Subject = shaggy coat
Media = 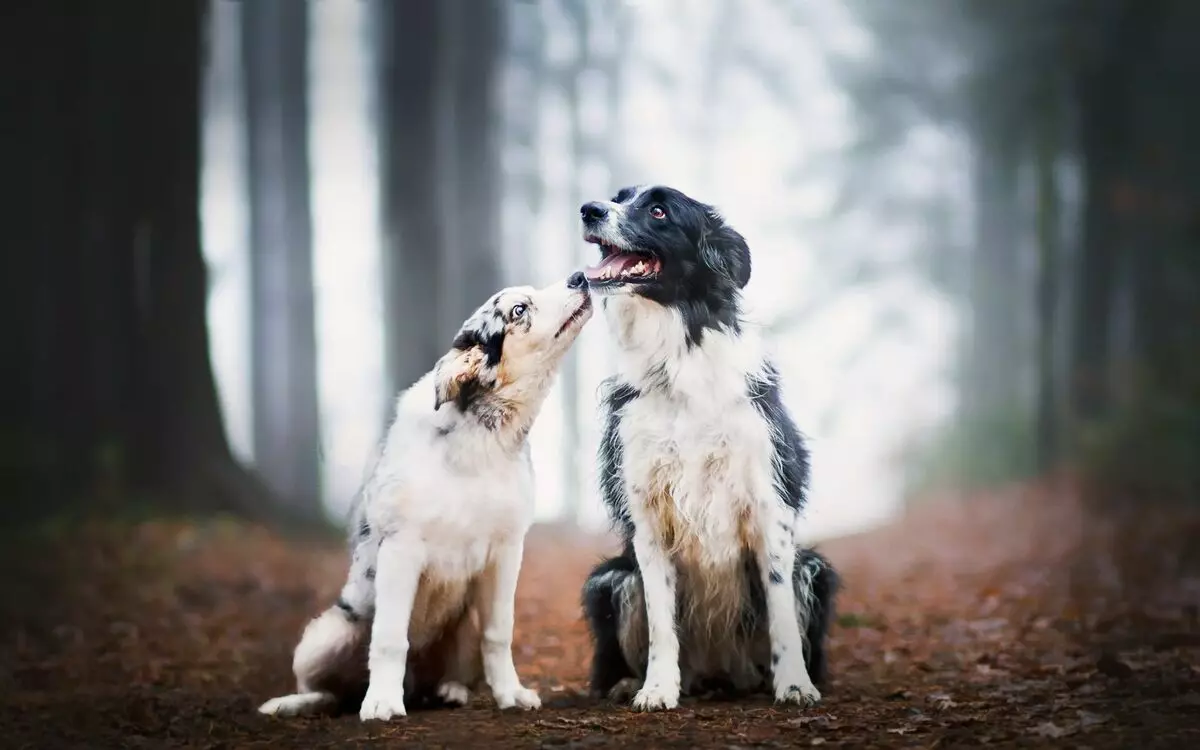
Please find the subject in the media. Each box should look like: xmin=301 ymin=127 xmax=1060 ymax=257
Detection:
xmin=260 ymin=274 xmax=593 ymax=721
xmin=578 ymin=186 xmax=839 ymax=712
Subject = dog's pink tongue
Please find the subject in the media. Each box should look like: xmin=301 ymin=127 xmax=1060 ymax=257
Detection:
xmin=585 ymin=253 xmax=635 ymax=281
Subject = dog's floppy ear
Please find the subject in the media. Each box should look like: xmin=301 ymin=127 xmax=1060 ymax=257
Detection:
xmin=433 ymin=345 xmax=493 ymax=412
xmin=699 ymin=213 xmax=752 ymax=289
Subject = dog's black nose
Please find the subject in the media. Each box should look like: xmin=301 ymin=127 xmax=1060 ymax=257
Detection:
xmin=580 ymin=202 xmax=608 ymax=223
xmin=566 ymin=271 xmax=588 ymax=290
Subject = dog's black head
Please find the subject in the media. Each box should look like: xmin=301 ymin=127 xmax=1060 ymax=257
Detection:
xmin=579 ymin=185 xmax=751 ymax=338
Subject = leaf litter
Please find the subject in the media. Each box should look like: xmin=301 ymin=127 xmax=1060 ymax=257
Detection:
xmin=1 ymin=476 xmax=1198 ymax=748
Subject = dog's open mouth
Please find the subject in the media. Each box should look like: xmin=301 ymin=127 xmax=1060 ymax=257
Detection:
xmin=584 ymin=243 xmax=661 ymax=285
xmin=555 ymin=295 xmax=592 ymax=337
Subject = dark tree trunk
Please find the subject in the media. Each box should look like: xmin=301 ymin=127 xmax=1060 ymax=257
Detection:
xmin=3 ymin=0 xmax=281 ymax=522
xmin=375 ymin=0 xmax=443 ymax=400
xmin=374 ymin=0 xmax=507 ymax=409
xmin=241 ymin=0 xmax=323 ymax=517
xmin=1068 ymin=0 xmax=1162 ymax=432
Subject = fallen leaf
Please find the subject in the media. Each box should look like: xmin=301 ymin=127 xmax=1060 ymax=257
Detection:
xmin=1077 ymin=710 xmax=1108 ymax=729
xmin=1031 ymin=721 xmax=1076 ymax=739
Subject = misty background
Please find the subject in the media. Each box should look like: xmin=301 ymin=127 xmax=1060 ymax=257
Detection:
xmin=7 ymin=1 xmax=1200 ymax=745
xmin=10 ymin=0 xmax=1198 ymax=538
xmin=202 ymin=0 xmax=956 ymax=540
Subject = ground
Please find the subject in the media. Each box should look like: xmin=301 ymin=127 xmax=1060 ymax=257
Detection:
xmin=2 ymin=479 xmax=1199 ymax=749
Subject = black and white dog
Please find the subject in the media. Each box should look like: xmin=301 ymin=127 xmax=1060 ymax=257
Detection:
xmin=578 ymin=186 xmax=839 ymax=711
xmin=260 ymin=275 xmax=593 ymax=721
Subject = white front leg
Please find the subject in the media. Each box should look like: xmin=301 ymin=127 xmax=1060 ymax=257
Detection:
xmin=631 ymin=526 xmax=681 ymax=711
xmin=758 ymin=510 xmax=820 ymax=706
xmin=475 ymin=539 xmax=541 ymax=710
xmin=359 ymin=537 xmax=423 ymax=721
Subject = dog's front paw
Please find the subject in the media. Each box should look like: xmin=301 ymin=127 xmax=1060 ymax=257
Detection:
xmin=632 ymin=681 xmax=679 ymax=712
xmin=774 ymin=679 xmax=821 ymax=707
xmin=359 ymin=684 xmax=407 ymax=721
xmin=493 ymin=684 xmax=541 ymax=710
xmin=437 ymin=681 xmax=471 ymax=707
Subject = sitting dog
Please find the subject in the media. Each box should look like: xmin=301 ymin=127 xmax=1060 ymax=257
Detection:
xmin=260 ymin=273 xmax=594 ymax=721
xmin=578 ymin=186 xmax=839 ymax=711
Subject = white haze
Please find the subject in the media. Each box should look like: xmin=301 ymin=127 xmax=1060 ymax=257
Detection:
xmin=201 ymin=0 xmax=961 ymax=543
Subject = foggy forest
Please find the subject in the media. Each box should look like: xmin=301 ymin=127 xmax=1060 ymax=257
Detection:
xmin=3 ymin=0 xmax=1199 ymax=747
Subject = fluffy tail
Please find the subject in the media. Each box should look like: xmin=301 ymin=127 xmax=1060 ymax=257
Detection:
xmin=260 ymin=514 xmax=378 ymax=718
xmin=794 ymin=547 xmax=839 ymax=686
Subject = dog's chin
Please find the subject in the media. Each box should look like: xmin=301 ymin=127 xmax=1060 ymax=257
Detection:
xmin=553 ymin=295 xmax=594 ymax=338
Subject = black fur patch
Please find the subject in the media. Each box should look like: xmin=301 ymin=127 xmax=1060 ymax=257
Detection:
xmin=451 ymin=326 xmax=505 ymax=368
xmin=581 ymin=550 xmax=639 ymax=696
xmin=596 ymin=380 xmax=640 ymax=539
xmin=746 ymin=364 xmax=810 ymax=513
xmin=335 ymin=597 xmax=360 ymax=622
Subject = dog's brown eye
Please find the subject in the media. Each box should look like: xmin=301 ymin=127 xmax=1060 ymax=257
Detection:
xmin=510 ymin=303 xmax=527 ymax=319
xmin=649 ymin=205 xmax=667 ymax=220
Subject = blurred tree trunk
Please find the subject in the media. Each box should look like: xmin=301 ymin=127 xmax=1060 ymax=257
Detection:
xmin=504 ymin=0 xmax=547 ymax=284
xmin=375 ymin=0 xmax=507 ymax=406
xmin=1068 ymin=0 xmax=1159 ymax=433
xmin=559 ymin=0 xmax=594 ymax=523
xmin=437 ymin=0 xmax=506 ymax=340
xmin=375 ymin=0 xmax=443 ymax=399
xmin=4 ymin=0 xmax=281 ymax=521
xmin=241 ymin=0 xmax=323 ymax=517
xmin=1033 ymin=89 xmax=1063 ymax=473
xmin=963 ymin=126 xmax=1023 ymax=420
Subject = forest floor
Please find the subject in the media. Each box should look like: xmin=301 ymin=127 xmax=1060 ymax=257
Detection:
xmin=3 ymin=478 xmax=1200 ymax=749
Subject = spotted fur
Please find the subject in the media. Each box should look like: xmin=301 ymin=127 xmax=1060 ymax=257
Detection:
xmin=259 ymin=274 xmax=593 ymax=721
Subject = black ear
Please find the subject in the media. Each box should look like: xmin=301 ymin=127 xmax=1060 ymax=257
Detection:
xmin=699 ymin=215 xmax=752 ymax=289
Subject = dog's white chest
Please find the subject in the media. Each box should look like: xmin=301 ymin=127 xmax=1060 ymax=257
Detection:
xmin=618 ymin=391 xmax=774 ymax=567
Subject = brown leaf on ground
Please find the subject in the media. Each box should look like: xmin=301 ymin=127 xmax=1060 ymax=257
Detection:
xmin=1 ymin=477 xmax=1199 ymax=748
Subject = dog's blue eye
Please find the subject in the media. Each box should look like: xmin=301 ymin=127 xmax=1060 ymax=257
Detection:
xmin=511 ymin=304 xmax=527 ymax=319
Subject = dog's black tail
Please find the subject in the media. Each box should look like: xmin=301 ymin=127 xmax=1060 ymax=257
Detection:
xmin=795 ymin=547 xmax=839 ymax=686
xmin=581 ymin=548 xmax=639 ymax=697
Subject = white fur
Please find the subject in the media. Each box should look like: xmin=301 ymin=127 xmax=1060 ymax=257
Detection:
xmin=602 ymin=295 xmax=821 ymax=710
xmin=260 ymin=278 xmax=592 ymax=721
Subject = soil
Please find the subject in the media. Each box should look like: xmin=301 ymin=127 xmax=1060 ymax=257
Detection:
xmin=3 ymin=478 xmax=1199 ymax=749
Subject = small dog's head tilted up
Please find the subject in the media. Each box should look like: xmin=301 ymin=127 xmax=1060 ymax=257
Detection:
xmin=259 ymin=273 xmax=591 ymax=722
xmin=580 ymin=185 xmax=751 ymax=341
xmin=432 ymin=272 xmax=593 ymax=432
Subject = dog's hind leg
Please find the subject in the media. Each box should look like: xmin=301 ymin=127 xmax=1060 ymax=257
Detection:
xmin=582 ymin=551 xmax=647 ymax=701
xmin=435 ymin=608 xmax=484 ymax=707
xmin=260 ymin=531 xmax=376 ymax=718
xmin=793 ymin=548 xmax=839 ymax=687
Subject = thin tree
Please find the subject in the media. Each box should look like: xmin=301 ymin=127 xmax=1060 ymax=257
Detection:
xmin=241 ymin=0 xmax=323 ymax=517
xmin=374 ymin=0 xmax=443 ymax=401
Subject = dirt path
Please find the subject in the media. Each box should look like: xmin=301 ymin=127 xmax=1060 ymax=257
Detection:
xmin=3 ymin=483 xmax=1198 ymax=748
